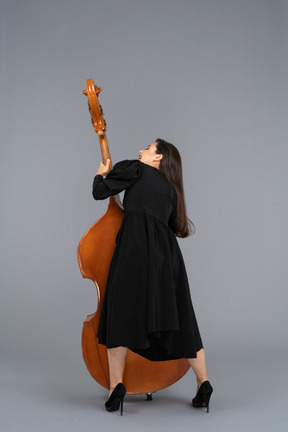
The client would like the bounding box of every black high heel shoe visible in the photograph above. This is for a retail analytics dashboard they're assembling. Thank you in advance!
[105,382,126,415]
[192,380,213,413]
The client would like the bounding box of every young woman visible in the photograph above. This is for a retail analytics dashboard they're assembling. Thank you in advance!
[92,138,213,414]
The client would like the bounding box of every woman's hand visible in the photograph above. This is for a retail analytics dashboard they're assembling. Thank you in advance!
[96,159,111,177]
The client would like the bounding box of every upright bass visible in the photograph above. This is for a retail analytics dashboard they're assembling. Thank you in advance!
[77,79,190,396]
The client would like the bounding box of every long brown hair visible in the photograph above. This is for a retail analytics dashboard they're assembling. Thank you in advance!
[155,138,195,238]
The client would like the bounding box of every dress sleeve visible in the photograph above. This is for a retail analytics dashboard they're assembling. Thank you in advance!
[92,159,143,200]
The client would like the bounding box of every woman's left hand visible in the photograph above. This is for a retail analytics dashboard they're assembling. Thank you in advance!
[96,159,111,177]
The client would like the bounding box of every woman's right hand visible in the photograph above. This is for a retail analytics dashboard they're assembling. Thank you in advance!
[96,159,111,177]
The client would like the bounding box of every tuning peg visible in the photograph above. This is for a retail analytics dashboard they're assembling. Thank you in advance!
[94,85,102,96]
[82,90,87,95]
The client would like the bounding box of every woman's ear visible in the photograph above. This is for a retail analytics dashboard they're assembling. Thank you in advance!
[154,153,163,161]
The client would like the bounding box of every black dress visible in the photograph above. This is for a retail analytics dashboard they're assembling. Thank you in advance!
[92,159,203,361]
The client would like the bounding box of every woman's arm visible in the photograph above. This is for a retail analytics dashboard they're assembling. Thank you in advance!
[92,159,114,200]
[92,174,115,200]
[92,158,143,201]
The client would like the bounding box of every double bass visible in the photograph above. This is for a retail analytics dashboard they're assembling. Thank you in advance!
[77,79,190,397]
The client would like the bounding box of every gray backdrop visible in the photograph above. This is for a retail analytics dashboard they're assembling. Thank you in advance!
[1,0,287,431]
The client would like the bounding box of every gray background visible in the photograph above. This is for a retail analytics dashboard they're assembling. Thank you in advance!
[1,0,287,431]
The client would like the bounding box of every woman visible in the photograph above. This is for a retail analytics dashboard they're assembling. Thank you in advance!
[92,138,213,414]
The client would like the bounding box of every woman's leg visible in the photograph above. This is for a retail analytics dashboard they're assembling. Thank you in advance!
[187,348,209,392]
[107,346,128,396]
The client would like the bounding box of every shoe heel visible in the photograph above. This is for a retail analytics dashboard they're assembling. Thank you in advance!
[120,396,124,415]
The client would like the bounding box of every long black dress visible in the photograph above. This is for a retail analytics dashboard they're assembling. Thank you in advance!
[92,159,203,361]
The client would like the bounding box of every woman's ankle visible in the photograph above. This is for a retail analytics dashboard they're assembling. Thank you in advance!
[197,377,209,389]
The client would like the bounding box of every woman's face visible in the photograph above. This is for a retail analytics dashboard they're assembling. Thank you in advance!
[138,142,162,166]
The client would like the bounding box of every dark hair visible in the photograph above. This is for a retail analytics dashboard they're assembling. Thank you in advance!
[155,138,195,238]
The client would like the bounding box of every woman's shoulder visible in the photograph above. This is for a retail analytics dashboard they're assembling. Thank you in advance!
[140,163,176,203]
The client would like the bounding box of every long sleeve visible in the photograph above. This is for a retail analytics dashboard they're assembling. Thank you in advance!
[92,159,143,200]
